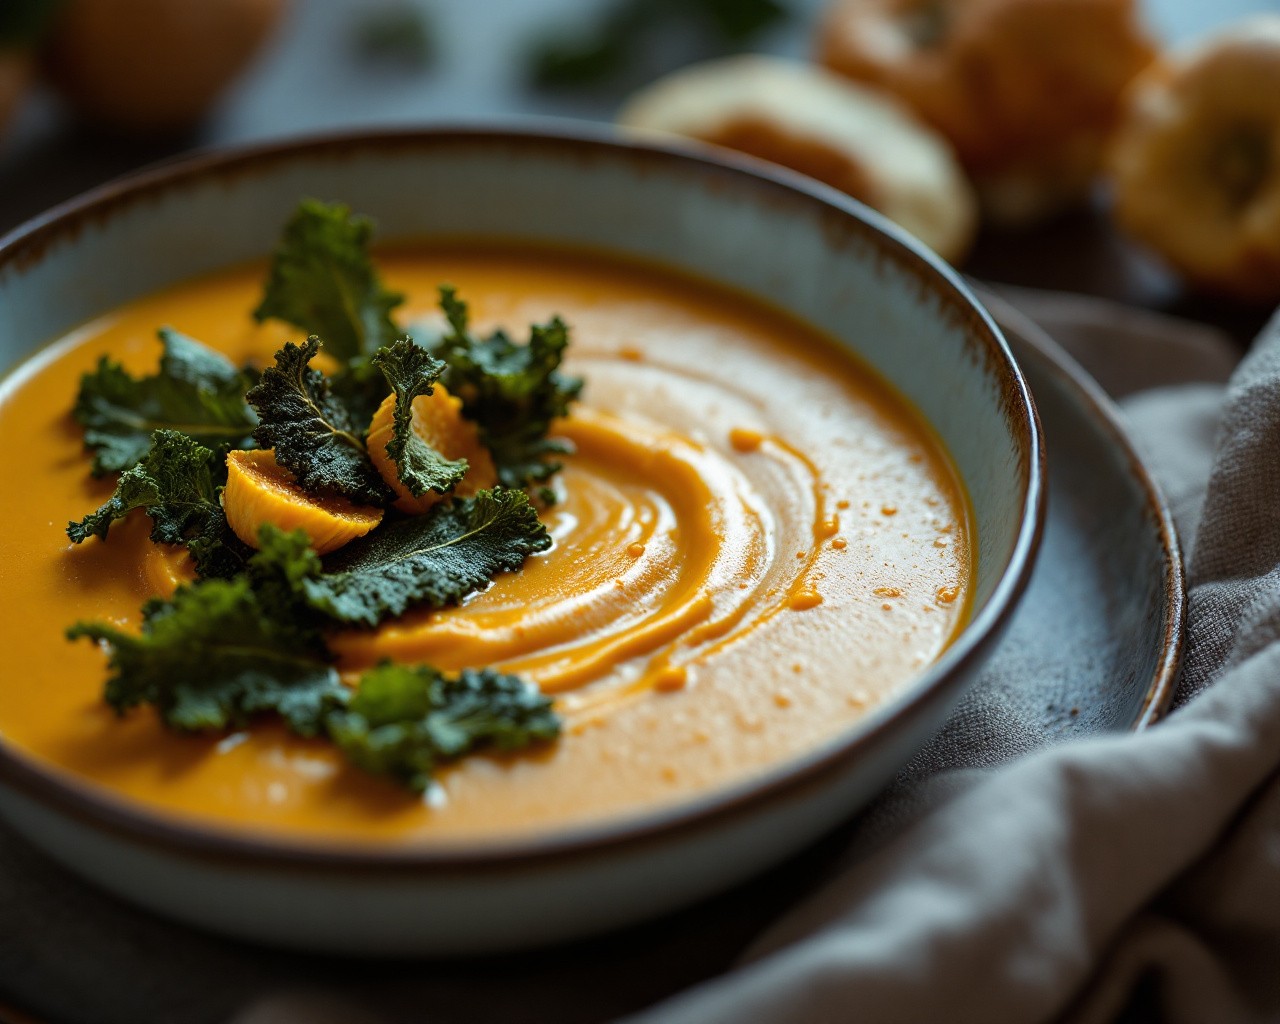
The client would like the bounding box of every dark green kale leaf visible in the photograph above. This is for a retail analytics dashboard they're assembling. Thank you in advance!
[303,487,551,627]
[253,200,404,368]
[66,429,249,580]
[370,337,466,498]
[67,528,344,735]
[66,430,220,544]
[326,663,559,792]
[432,286,583,488]
[246,337,390,505]
[73,328,257,476]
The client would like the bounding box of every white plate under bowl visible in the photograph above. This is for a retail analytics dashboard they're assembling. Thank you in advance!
[0,125,1042,954]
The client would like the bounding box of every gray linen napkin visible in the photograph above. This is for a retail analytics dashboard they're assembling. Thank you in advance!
[0,294,1268,1024]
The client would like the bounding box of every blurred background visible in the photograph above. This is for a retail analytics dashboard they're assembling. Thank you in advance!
[1,0,1277,340]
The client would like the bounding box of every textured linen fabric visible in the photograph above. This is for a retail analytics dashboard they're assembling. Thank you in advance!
[1,295,1274,1024]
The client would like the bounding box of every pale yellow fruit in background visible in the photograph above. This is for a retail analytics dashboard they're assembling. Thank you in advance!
[618,55,977,265]
[817,0,1157,226]
[1110,16,1280,304]
[43,0,289,136]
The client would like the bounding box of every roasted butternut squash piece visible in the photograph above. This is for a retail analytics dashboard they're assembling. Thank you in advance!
[1109,16,1280,303]
[221,448,383,555]
[366,384,497,515]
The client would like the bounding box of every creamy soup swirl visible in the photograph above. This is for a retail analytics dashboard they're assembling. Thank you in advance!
[0,246,971,842]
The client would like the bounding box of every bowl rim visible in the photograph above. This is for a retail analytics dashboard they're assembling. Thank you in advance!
[0,122,1046,870]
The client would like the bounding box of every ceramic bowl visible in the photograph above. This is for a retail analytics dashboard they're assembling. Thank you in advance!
[0,125,1043,954]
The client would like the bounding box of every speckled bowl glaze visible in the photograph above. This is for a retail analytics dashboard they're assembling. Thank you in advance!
[0,125,1043,954]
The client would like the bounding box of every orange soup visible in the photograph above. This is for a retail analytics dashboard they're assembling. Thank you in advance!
[0,246,972,843]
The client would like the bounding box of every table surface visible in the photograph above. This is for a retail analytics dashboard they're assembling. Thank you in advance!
[0,0,1276,344]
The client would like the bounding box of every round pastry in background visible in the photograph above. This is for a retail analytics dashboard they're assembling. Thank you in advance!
[617,54,977,264]
[816,0,1156,226]
[1110,17,1280,305]
[0,50,33,136]
[43,0,288,137]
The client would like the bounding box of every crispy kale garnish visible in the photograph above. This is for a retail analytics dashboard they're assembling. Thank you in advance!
[69,525,559,781]
[370,337,466,498]
[66,429,249,579]
[67,528,343,735]
[253,200,405,425]
[326,663,560,792]
[432,286,582,488]
[64,201,576,791]
[73,328,257,475]
[246,337,390,505]
[304,487,551,627]
[250,202,581,491]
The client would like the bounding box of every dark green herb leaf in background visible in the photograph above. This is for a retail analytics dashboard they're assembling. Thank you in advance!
[528,21,635,88]
[326,663,560,792]
[432,286,582,489]
[698,0,788,42]
[527,0,648,89]
[371,337,466,498]
[304,487,551,627]
[527,0,788,91]
[247,337,390,505]
[73,328,257,476]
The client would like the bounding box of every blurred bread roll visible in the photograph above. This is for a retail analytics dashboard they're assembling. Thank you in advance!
[817,0,1156,225]
[44,0,289,136]
[618,55,977,264]
[1110,17,1280,304]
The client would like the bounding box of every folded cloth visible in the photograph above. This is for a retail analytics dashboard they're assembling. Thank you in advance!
[0,292,1267,1024]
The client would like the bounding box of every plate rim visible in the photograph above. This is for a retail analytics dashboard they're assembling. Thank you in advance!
[977,288,1184,733]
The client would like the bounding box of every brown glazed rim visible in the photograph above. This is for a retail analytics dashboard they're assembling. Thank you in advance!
[975,289,1184,730]
[0,123,1045,872]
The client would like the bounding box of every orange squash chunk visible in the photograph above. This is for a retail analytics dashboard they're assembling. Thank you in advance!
[222,449,383,555]
[366,384,498,515]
